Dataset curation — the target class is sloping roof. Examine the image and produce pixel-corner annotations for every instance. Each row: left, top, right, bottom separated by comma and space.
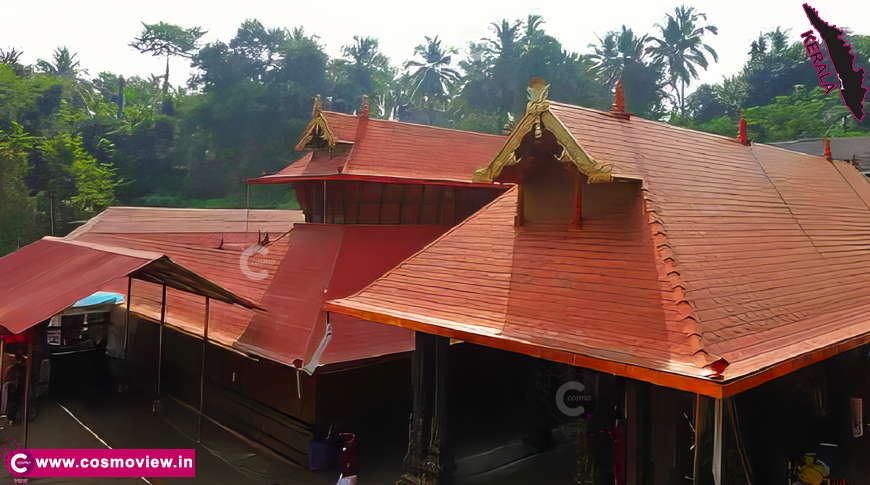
0, 237, 258, 334
248, 111, 507, 186
771, 137, 870, 172
234, 224, 448, 368
66, 207, 300, 345
328, 98, 870, 397
66, 207, 438, 369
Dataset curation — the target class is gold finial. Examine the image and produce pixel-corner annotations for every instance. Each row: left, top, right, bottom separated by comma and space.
612, 79, 625, 112
312, 94, 322, 117
360, 95, 370, 118
527, 77, 549, 104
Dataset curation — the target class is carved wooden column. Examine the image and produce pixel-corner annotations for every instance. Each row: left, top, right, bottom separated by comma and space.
398, 333, 452, 485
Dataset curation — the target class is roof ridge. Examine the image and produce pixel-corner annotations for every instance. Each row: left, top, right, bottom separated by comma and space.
322, 109, 507, 139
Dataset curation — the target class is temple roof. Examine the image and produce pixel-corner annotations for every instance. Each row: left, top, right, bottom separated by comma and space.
247, 110, 507, 186
327, 92, 870, 397
65, 207, 441, 371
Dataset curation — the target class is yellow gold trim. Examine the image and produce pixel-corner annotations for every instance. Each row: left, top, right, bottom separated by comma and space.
474, 90, 613, 184
293, 114, 338, 151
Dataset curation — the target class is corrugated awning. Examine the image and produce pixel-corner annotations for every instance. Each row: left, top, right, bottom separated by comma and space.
0, 237, 262, 334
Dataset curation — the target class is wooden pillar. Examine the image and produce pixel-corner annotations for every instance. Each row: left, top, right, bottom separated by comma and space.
398, 333, 452, 485
712, 399, 723, 485
197, 297, 210, 442
573, 175, 582, 226
154, 284, 167, 413
0, 339, 6, 405
121, 276, 132, 393
515, 183, 524, 227
22, 332, 33, 448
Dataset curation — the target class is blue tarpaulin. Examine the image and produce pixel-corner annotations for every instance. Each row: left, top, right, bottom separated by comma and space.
71, 291, 125, 308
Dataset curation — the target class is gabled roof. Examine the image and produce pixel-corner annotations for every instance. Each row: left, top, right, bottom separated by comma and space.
66, 207, 301, 345
327, 85, 870, 397
248, 110, 507, 186
234, 224, 448, 368
66, 207, 443, 371
0, 237, 259, 334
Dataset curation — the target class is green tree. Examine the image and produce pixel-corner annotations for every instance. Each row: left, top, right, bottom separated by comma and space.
328, 36, 394, 116
647, 5, 718, 120
0, 123, 40, 253
404, 36, 460, 109
130, 22, 206, 96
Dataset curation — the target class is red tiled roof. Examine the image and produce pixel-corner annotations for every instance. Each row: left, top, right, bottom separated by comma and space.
248, 112, 507, 185
67, 207, 442, 369
0, 237, 257, 334
322, 111, 359, 143
66, 207, 300, 345
328, 101, 870, 396
234, 224, 448, 367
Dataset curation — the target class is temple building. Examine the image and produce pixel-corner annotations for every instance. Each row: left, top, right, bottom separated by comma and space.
326, 79, 870, 484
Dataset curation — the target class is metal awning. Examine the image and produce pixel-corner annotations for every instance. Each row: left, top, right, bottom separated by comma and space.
0, 237, 262, 334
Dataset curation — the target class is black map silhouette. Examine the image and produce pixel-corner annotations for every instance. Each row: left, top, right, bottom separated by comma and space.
803, 3, 867, 121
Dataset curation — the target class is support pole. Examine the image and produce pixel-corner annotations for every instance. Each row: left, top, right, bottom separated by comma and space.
712, 398, 723, 485
322, 180, 327, 223
197, 297, 210, 443
0, 339, 6, 411
154, 284, 167, 413
121, 276, 132, 393
22, 332, 33, 448
245, 184, 251, 233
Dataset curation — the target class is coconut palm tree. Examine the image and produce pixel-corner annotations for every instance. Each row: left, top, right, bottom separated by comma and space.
404, 36, 460, 108
36, 47, 98, 113
36, 46, 85, 79
646, 5, 718, 120
590, 26, 650, 88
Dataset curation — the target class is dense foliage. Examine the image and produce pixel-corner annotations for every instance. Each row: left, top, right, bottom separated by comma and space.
1, 6, 869, 255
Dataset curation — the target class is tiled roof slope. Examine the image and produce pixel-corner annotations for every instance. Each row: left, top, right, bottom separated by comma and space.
234, 224, 447, 368
68, 207, 439, 370
248, 111, 507, 185
66, 207, 300, 345
329, 101, 870, 394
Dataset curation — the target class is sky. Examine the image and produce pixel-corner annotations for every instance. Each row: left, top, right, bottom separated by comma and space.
4, 0, 869, 93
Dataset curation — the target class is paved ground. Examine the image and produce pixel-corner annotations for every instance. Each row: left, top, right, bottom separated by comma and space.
0, 392, 338, 485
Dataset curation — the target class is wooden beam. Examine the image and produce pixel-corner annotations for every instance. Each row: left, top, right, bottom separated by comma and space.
22, 332, 33, 447
324, 303, 726, 398
198, 296, 210, 443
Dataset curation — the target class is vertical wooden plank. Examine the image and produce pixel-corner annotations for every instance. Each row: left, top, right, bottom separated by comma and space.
197, 296, 210, 443
516, 183, 525, 227
573, 175, 583, 226
22, 332, 32, 447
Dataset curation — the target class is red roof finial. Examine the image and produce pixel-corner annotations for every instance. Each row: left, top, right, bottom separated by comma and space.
612, 79, 625, 113
824, 137, 832, 161
738, 117, 749, 145
360, 95, 370, 119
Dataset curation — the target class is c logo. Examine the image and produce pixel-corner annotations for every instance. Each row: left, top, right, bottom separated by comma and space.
240, 245, 269, 281
555, 381, 587, 417
7, 450, 34, 476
